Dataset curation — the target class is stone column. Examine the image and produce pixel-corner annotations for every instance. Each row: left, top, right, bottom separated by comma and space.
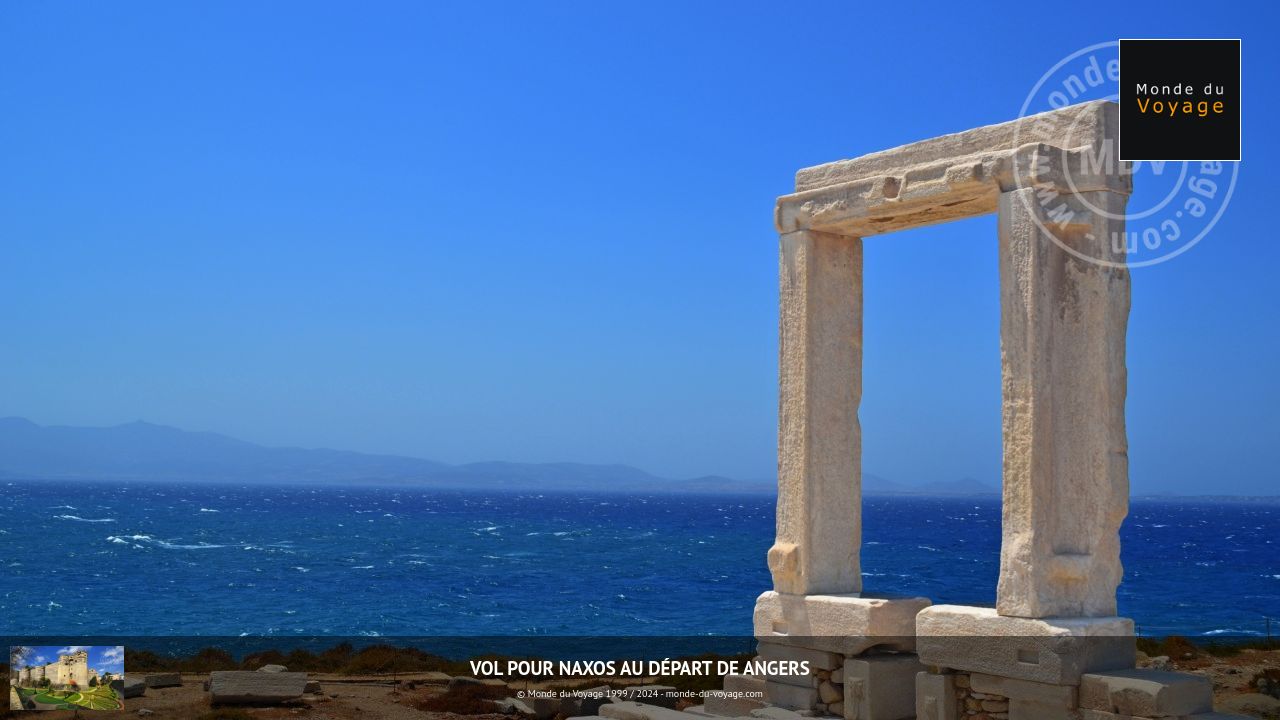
996, 187, 1131, 619
769, 228, 863, 597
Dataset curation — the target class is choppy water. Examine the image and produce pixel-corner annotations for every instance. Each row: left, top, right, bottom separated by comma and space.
1, 480, 1276, 637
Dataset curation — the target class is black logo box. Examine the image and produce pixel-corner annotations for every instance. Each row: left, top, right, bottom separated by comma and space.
1119, 39, 1240, 161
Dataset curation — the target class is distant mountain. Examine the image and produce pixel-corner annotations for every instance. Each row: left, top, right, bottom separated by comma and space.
0, 418, 1002, 496
0, 418, 774, 494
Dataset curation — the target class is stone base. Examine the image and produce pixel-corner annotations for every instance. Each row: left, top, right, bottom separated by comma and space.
915, 605, 1135, 685
1079, 669, 1213, 717
842, 654, 922, 720
754, 591, 929, 655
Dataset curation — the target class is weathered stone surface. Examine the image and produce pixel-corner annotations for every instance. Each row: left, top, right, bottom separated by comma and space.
122, 676, 147, 698
769, 229, 863, 596
724, 674, 766, 695
776, 103, 1128, 237
969, 673, 1076, 706
578, 685, 615, 715
916, 672, 957, 720
257, 664, 288, 673
996, 187, 1130, 619
842, 654, 922, 720
754, 591, 927, 655
1007, 697, 1080, 720
766, 680, 819, 710
495, 697, 536, 715
916, 605, 1134, 685
304, 679, 322, 694
794, 101, 1116, 192
757, 639, 843, 672
602, 701, 699, 720
144, 673, 182, 688
751, 707, 809, 720
705, 692, 766, 717
209, 670, 307, 705
1079, 669, 1212, 716
626, 685, 680, 709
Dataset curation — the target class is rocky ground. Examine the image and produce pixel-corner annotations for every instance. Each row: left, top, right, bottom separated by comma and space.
1138, 647, 1280, 719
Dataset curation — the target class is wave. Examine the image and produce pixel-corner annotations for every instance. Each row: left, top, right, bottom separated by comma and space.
106, 535, 225, 550
55, 515, 115, 523
199, 508, 220, 513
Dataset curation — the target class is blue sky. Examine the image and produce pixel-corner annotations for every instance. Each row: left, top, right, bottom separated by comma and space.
12, 646, 124, 677
0, 2, 1275, 494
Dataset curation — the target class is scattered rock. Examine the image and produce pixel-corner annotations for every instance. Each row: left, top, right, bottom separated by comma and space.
258, 664, 289, 673
304, 680, 322, 693
136, 710, 155, 717
493, 697, 536, 715
1149, 656, 1172, 671
1219, 693, 1280, 720
449, 675, 508, 690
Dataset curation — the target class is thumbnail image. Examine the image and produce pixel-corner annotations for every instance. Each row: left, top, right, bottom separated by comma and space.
9, 646, 124, 712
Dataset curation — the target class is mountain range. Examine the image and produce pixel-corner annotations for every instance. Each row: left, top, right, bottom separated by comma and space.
0, 417, 999, 495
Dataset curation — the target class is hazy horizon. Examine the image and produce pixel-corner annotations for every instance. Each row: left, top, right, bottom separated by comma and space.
2, 2, 1276, 496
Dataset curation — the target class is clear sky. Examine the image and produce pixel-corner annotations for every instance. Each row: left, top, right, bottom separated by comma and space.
1, 2, 1275, 494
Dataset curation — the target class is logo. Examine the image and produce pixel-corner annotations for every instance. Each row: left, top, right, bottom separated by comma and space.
1012, 41, 1238, 268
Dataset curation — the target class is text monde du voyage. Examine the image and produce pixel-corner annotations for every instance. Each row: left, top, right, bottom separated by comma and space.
1134, 82, 1229, 117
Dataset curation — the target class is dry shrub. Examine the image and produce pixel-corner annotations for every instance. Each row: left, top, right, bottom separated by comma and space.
412, 683, 508, 714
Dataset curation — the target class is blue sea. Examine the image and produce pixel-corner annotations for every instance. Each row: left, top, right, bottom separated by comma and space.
1, 480, 1277, 638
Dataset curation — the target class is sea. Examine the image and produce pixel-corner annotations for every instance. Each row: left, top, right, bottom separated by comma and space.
1, 480, 1277, 639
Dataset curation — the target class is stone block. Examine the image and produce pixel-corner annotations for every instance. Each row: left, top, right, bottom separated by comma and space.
1008, 698, 1081, 720
754, 591, 927, 655
842, 654, 921, 720
794, 101, 1116, 193
1079, 669, 1212, 716
495, 697, 536, 715
916, 605, 1134, 685
916, 672, 957, 720
776, 103, 1128, 237
765, 680, 819, 710
969, 672, 1076, 706
449, 676, 508, 690
996, 187, 1130, 619
602, 701, 699, 720
705, 693, 766, 717
121, 676, 147, 698
144, 672, 182, 688
770, 229, 863, 596
579, 686, 615, 715
209, 670, 307, 705
757, 638, 843, 672
725, 674, 766, 695
304, 679, 322, 694
751, 707, 809, 720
